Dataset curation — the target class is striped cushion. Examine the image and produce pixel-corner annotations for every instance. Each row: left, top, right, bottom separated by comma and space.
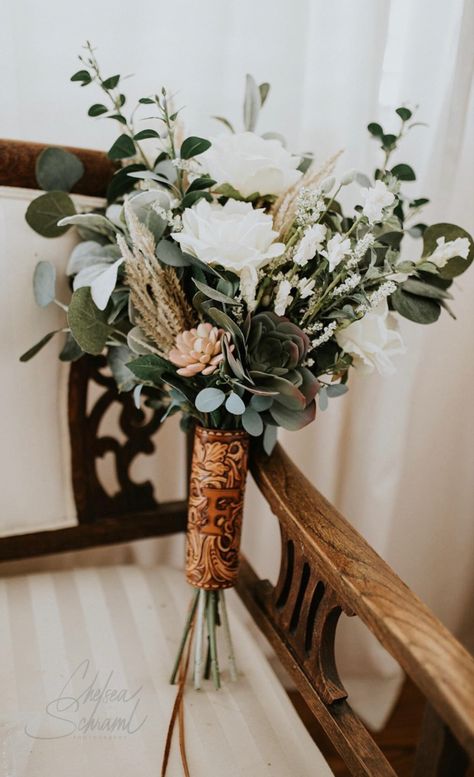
0, 565, 333, 776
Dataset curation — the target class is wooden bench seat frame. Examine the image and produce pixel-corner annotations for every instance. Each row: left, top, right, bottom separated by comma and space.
1, 139, 473, 776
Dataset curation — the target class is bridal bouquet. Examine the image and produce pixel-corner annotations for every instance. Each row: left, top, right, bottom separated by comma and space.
23, 43, 472, 772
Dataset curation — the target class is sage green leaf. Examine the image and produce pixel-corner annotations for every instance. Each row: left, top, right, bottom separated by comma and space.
402, 279, 452, 300
263, 424, 278, 455
186, 176, 216, 193
250, 394, 273, 412
318, 388, 328, 411
242, 406, 263, 436
127, 190, 167, 242
25, 191, 76, 238
225, 391, 246, 415
59, 332, 83, 362
180, 136, 211, 160
207, 307, 246, 355
259, 82, 270, 107
391, 287, 441, 324
195, 388, 225, 413
33, 261, 56, 307
243, 74, 260, 132
107, 346, 137, 392
422, 223, 473, 279
193, 279, 240, 305
127, 326, 159, 356
20, 330, 59, 362
58, 213, 117, 239
108, 134, 136, 160
67, 287, 113, 355
106, 163, 146, 203
325, 384, 348, 398
212, 116, 235, 133
35, 147, 84, 192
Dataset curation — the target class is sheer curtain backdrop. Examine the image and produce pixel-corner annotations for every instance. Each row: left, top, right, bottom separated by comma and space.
1, 0, 473, 730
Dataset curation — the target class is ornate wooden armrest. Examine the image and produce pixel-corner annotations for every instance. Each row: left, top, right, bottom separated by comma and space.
237, 443, 474, 775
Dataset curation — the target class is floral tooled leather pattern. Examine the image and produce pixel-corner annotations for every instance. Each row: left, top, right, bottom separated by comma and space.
186, 427, 249, 590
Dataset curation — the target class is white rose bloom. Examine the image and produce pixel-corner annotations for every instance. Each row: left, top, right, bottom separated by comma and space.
360, 180, 395, 224
427, 236, 470, 268
294, 224, 327, 266
171, 198, 284, 276
335, 301, 405, 376
201, 132, 302, 197
274, 279, 293, 316
322, 234, 351, 272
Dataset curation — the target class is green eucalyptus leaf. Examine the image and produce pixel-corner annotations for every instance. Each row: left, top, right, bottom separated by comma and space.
180, 136, 211, 160
67, 287, 113, 355
259, 82, 270, 107
195, 388, 225, 413
318, 387, 328, 411
396, 107, 412, 121
422, 223, 474, 279
108, 134, 136, 160
25, 191, 76, 237
325, 383, 348, 398
250, 394, 273, 412
156, 239, 191, 267
186, 176, 216, 193
88, 104, 108, 117
402, 279, 452, 300
33, 260, 56, 307
35, 147, 85, 192
225, 391, 246, 415
20, 330, 59, 362
59, 332, 83, 362
391, 163, 416, 181
180, 190, 213, 209
382, 133, 397, 150
107, 345, 137, 392
71, 70, 91, 85
391, 287, 441, 324
127, 353, 170, 384
107, 163, 146, 203
367, 122, 383, 137
103, 74, 120, 89
263, 424, 278, 454
242, 406, 263, 436
212, 116, 235, 133
133, 129, 160, 141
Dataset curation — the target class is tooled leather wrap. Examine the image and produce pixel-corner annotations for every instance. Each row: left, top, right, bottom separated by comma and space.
186, 427, 249, 590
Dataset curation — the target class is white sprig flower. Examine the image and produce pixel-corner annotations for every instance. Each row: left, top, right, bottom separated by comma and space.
240, 265, 259, 312
312, 321, 337, 348
274, 279, 293, 316
322, 234, 352, 272
427, 236, 470, 269
293, 224, 327, 266
332, 273, 361, 297
297, 277, 316, 299
360, 180, 395, 224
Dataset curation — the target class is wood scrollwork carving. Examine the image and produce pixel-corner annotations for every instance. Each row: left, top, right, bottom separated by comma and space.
68, 355, 162, 522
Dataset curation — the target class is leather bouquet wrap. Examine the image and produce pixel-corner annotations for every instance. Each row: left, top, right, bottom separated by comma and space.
186, 426, 250, 590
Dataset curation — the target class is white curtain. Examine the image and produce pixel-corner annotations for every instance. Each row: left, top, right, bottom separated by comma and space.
1, 0, 473, 730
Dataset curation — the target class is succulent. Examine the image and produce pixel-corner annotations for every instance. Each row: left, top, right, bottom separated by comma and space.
241, 312, 319, 430
169, 323, 226, 377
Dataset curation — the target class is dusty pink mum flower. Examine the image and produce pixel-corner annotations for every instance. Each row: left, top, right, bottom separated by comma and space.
168, 323, 226, 377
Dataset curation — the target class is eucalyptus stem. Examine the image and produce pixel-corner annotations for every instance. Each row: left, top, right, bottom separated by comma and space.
207, 592, 220, 690
170, 589, 199, 685
219, 590, 238, 682
193, 589, 207, 690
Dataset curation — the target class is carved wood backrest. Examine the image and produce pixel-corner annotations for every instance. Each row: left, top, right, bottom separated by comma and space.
1, 139, 473, 775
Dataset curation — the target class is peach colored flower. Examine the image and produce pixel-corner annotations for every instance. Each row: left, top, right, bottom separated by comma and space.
168, 323, 226, 377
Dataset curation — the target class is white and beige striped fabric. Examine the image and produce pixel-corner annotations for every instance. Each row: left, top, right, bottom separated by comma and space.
0, 564, 333, 777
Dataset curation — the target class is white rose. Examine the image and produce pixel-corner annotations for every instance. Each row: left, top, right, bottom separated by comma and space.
201, 132, 302, 197
322, 233, 351, 272
360, 180, 395, 224
426, 236, 470, 268
294, 224, 327, 266
335, 301, 405, 376
171, 198, 284, 276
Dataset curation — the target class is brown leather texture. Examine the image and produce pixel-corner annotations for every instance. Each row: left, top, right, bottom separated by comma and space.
186, 426, 249, 590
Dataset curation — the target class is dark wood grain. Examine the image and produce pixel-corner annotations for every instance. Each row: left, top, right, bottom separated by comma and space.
0, 138, 114, 196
